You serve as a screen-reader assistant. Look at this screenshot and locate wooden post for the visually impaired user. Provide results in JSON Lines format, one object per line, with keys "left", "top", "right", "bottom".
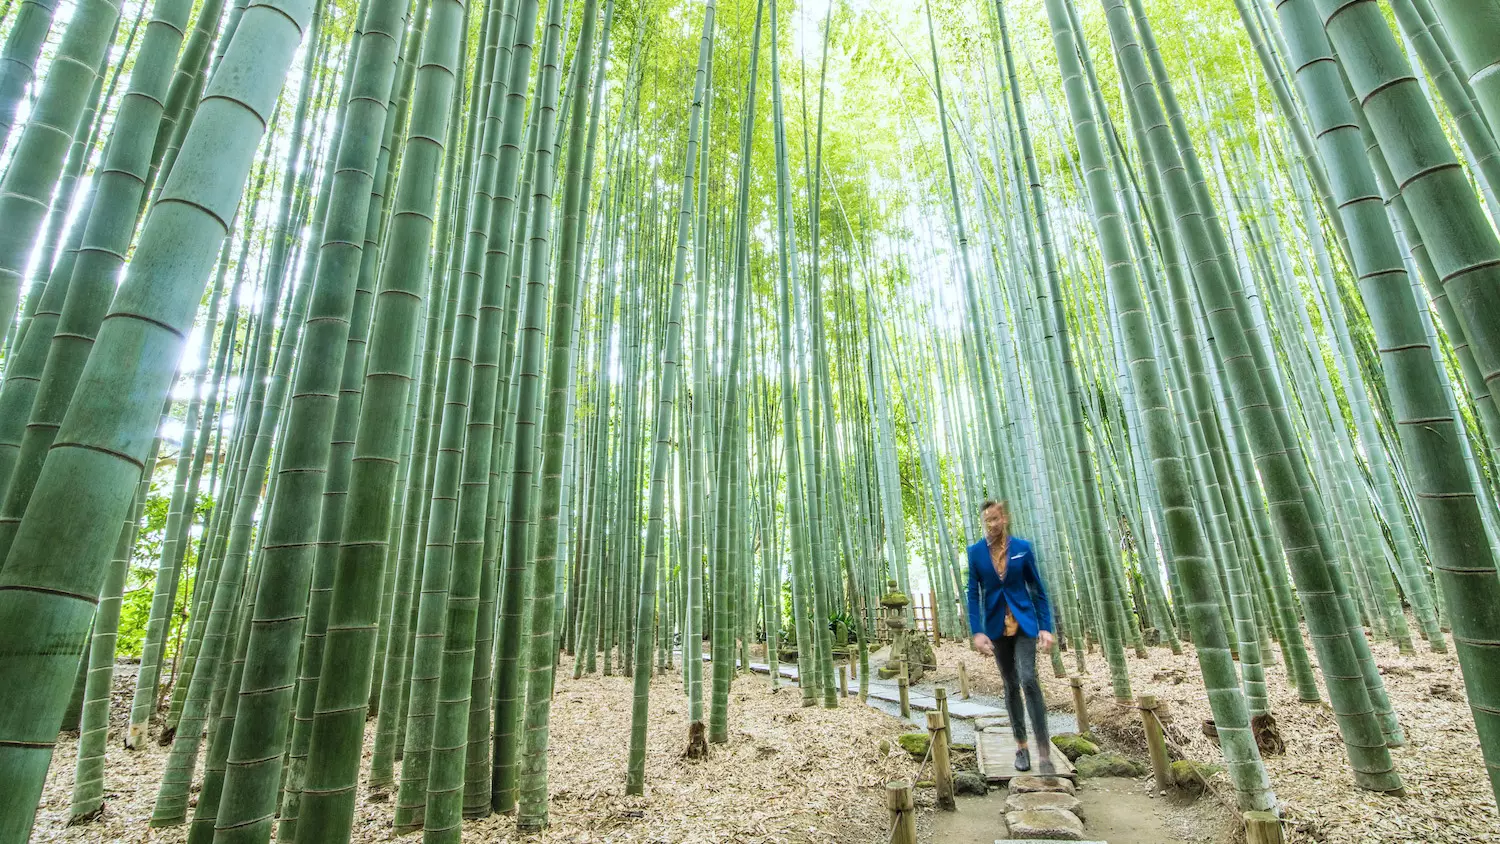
{"left": 1244, "top": 811, "right": 1284, "bottom": 844}
{"left": 1139, "top": 694, "right": 1171, "bottom": 790}
{"left": 930, "top": 591, "right": 941, "bottom": 645}
{"left": 934, "top": 686, "right": 950, "bottom": 731}
{"left": 898, "top": 659, "right": 911, "bottom": 719}
{"left": 886, "top": 780, "right": 917, "bottom": 844}
{"left": 1070, "top": 676, "right": 1089, "bottom": 734}
{"left": 927, "top": 711, "right": 956, "bottom": 810}
{"left": 839, "top": 665, "right": 849, "bottom": 698}
{"left": 958, "top": 661, "right": 970, "bottom": 699}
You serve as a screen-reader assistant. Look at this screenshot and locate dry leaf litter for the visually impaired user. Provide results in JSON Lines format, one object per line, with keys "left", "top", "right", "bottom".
{"left": 31, "top": 656, "right": 919, "bottom": 843}
{"left": 925, "top": 619, "right": 1500, "bottom": 844}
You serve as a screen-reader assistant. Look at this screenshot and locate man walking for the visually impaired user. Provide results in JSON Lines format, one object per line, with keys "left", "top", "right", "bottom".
{"left": 966, "top": 500, "right": 1055, "bottom": 773}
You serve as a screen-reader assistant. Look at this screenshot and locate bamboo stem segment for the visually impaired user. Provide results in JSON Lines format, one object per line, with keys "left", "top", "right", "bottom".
{"left": 958, "top": 662, "right": 969, "bottom": 699}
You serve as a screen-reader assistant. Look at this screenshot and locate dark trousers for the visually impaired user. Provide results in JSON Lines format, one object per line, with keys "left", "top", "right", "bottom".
{"left": 995, "top": 634, "right": 1049, "bottom": 750}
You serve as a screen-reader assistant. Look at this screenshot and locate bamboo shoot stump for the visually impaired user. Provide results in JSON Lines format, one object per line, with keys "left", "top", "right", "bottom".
{"left": 839, "top": 665, "right": 848, "bottom": 698}
{"left": 935, "top": 685, "right": 950, "bottom": 731}
{"left": 958, "top": 661, "right": 970, "bottom": 699}
{"left": 927, "top": 711, "right": 956, "bottom": 811}
{"left": 1244, "top": 811, "right": 1283, "bottom": 844}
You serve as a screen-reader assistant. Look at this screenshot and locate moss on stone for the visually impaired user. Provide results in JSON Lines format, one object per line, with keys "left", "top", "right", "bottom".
{"left": 1074, "top": 751, "right": 1146, "bottom": 779}
{"left": 1169, "top": 759, "right": 1223, "bottom": 793}
{"left": 897, "top": 732, "right": 930, "bottom": 759}
{"left": 1050, "top": 733, "right": 1100, "bottom": 761}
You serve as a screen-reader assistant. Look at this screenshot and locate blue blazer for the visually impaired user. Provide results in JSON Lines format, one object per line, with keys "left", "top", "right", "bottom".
{"left": 966, "top": 535, "right": 1053, "bottom": 639}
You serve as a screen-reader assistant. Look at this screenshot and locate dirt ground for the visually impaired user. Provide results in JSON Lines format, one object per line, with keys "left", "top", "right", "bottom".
{"left": 29, "top": 625, "right": 1500, "bottom": 843}
{"left": 32, "top": 657, "right": 919, "bottom": 843}
{"left": 923, "top": 620, "right": 1500, "bottom": 844}
{"left": 925, "top": 775, "right": 1238, "bottom": 844}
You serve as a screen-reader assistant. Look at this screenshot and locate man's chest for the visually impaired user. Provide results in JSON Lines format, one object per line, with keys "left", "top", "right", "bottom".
{"left": 985, "top": 544, "right": 1025, "bottom": 583}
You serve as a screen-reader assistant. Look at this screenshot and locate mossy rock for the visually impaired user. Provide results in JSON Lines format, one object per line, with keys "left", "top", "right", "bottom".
{"left": 1050, "top": 733, "right": 1100, "bottom": 761}
{"left": 1169, "top": 759, "right": 1224, "bottom": 793}
{"left": 906, "top": 634, "right": 935, "bottom": 669}
{"left": 877, "top": 665, "right": 901, "bottom": 680}
{"left": 915, "top": 779, "right": 935, "bottom": 788}
{"left": 954, "top": 770, "right": 988, "bottom": 796}
{"left": 877, "top": 739, "right": 891, "bottom": 755}
{"left": 1075, "top": 751, "right": 1146, "bottom": 779}
{"left": 896, "top": 732, "right": 930, "bottom": 759}
{"left": 880, "top": 591, "right": 910, "bottom": 608}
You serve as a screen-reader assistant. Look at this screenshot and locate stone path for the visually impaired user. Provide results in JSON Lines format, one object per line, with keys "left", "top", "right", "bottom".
{"left": 737, "top": 657, "right": 1102, "bottom": 841}
{"left": 746, "top": 659, "right": 1005, "bottom": 727}
{"left": 743, "top": 659, "right": 1078, "bottom": 748}
{"left": 998, "top": 776, "right": 1097, "bottom": 842}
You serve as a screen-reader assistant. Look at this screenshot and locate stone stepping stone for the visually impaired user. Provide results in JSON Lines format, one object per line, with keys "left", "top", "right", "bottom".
{"left": 995, "top": 840, "right": 1107, "bottom": 843}
{"left": 949, "top": 700, "right": 1005, "bottom": 719}
{"left": 1009, "top": 775, "right": 1076, "bottom": 795}
{"left": 1005, "top": 790, "right": 1084, "bottom": 821}
{"left": 972, "top": 716, "right": 1009, "bottom": 731}
{"left": 1004, "top": 807, "right": 1084, "bottom": 840}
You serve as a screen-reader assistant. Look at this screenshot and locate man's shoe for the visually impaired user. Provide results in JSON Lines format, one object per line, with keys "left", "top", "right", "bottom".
{"left": 1014, "top": 747, "right": 1031, "bottom": 772}
{"left": 1039, "top": 755, "right": 1056, "bottom": 775}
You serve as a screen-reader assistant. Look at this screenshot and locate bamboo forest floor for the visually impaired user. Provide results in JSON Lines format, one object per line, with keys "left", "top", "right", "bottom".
{"left": 922, "top": 624, "right": 1499, "bottom": 844}
{"left": 30, "top": 655, "right": 923, "bottom": 843}
{"left": 26, "top": 632, "right": 1500, "bottom": 843}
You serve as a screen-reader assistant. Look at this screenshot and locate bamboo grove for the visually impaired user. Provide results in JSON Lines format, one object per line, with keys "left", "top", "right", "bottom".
{"left": 0, "top": 0, "right": 1497, "bottom": 838}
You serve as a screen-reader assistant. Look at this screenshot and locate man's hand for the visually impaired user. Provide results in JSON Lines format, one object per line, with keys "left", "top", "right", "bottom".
{"left": 972, "top": 633, "right": 994, "bottom": 656}
{"left": 1038, "top": 631, "right": 1055, "bottom": 654}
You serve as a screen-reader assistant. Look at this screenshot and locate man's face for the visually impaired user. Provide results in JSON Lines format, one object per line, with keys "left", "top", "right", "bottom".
{"left": 983, "top": 504, "right": 1008, "bottom": 537}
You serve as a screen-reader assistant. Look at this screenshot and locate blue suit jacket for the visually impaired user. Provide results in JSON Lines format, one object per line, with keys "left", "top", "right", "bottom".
{"left": 966, "top": 535, "right": 1053, "bottom": 639}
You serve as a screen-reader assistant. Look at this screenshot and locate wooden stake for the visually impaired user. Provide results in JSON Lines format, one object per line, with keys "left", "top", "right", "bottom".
{"left": 1139, "top": 694, "right": 1171, "bottom": 790}
{"left": 898, "top": 659, "right": 911, "bottom": 719}
{"left": 839, "top": 665, "right": 848, "bottom": 698}
{"left": 927, "top": 711, "right": 956, "bottom": 810}
{"left": 930, "top": 591, "right": 941, "bottom": 644}
{"left": 958, "top": 662, "right": 970, "bottom": 699}
{"left": 1070, "top": 675, "right": 1089, "bottom": 734}
{"left": 935, "top": 685, "right": 950, "bottom": 731}
{"left": 1244, "top": 811, "right": 1284, "bottom": 844}
{"left": 886, "top": 780, "right": 917, "bottom": 844}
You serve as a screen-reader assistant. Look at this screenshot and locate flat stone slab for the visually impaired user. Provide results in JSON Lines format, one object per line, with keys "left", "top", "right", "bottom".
{"left": 948, "top": 700, "right": 1005, "bottom": 718}
{"left": 1005, "top": 807, "right": 1084, "bottom": 840}
{"left": 1006, "top": 790, "right": 1084, "bottom": 820}
{"left": 1009, "top": 776, "right": 1076, "bottom": 795}
{"left": 973, "top": 716, "right": 1009, "bottom": 731}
